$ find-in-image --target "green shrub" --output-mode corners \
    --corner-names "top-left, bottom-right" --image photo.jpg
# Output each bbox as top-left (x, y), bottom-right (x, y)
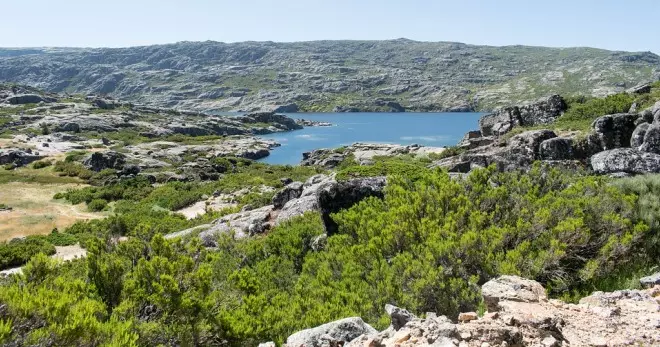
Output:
top-left (53, 161), bottom-right (93, 179)
top-left (31, 160), bottom-right (52, 169)
top-left (87, 199), bottom-right (108, 212)
top-left (45, 229), bottom-right (78, 246)
top-left (0, 237), bottom-right (56, 270)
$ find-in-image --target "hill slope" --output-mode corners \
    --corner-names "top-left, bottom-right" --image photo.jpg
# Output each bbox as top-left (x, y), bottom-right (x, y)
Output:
top-left (0, 40), bottom-right (658, 112)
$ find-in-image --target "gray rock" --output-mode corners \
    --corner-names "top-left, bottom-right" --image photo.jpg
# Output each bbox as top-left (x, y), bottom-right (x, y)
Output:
top-left (276, 195), bottom-right (319, 224)
top-left (591, 113), bottom-right (637, 150)
top-left (652, 101), bottom-right (660, 116)
top-left (639, 272), bottom-right (660, 288)
top-left (82, 151), bottom-right (126, 171)
top-left (285, 317), bottom-right (377, 347)
top-left (0, 148), bottom-right (44, 167)
top-left (479, 95), bottom-right (566, 136)
top-left (272, 181), bottom-right (304, 209)
top-left (539, 137), bottom-right (574, 160)
top-left (6, 94), bottom-right (56, 104)
top-left (257, 342), bottom-right (276, 347)
top-left (591, 148), bottom-right (660, 174)
top-left (627, 83), bottom-right (651, 94)
top-left (318, 176), bottom-right (386, 235)
top-left (385, 304), bottom-right (416, 330)
top-left (199, 205), bottom-right (274, 246)
top-left (481, 275), bottom-right (547, 312)
top-left (631, 123), bottom-right (650, 148)
top-left (640, 124), bottom-right (660, 154)
top-left (92, 98), bottom-right (121, 109)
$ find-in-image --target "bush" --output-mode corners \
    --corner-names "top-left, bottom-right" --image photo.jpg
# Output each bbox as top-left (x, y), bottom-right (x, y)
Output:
top-left (31, 160), bottom-right (52, 169)
top-left (0, 237), bottom-right (56, 270)
top-left (53, 161), bottom-right (93, 179)
top-left (87, 199), bottom-right (108, 212)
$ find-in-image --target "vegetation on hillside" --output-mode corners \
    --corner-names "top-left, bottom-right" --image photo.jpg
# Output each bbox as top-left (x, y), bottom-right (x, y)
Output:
top-left (0, 162), bottom-right (657, 346)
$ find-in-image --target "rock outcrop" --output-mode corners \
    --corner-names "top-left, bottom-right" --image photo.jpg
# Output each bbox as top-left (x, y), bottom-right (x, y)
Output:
top-left (591, 148), bottom-right (660, 174)
top-left (183, 174), bottom-right (387, 246)
top-left (302, 143), bottom-right (446, 168)
top-left (478, 95), bottom-right (566, 136)
top-left (285, 317), bottom-right (377, 347)
top-left (82, 151), bottom-right (126, 171)
top-left (283, 276), bottom-right (660, 347)
top-left (0, 148), bottom-right (44, 167)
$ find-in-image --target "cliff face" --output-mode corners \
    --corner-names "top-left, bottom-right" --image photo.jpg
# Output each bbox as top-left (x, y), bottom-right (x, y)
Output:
top-left (0, 40), bottom-right (658, 112)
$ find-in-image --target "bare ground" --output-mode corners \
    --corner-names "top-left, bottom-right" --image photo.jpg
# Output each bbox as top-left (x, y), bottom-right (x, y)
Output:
top-left (0, 182), bottom-right (106, 241)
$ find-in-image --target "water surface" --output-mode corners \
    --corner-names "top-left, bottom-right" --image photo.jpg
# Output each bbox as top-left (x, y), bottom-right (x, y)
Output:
top-left (259, 112), bottom-right (483, 165)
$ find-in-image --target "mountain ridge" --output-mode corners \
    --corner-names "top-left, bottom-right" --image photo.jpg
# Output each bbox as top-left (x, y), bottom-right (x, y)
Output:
top-left (0, 39), bottom-right (658, 112)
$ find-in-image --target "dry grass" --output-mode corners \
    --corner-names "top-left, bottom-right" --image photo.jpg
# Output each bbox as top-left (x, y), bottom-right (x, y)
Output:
top-left (0, 182), bottom-right (107, 241)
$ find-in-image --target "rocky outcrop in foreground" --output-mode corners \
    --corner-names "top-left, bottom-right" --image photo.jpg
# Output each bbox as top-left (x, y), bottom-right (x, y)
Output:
top-left (166, 174), bottom-right (386, 245)
top-left (280, 276), bottom-right (660, 347)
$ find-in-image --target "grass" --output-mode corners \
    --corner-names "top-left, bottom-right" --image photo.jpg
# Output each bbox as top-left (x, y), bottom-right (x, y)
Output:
top-left (0, 167), bottom-right (83, 185)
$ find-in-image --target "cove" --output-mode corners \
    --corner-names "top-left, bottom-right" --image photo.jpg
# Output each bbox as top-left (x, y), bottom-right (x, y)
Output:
top-left (259, 112), bottom-right (484, 165)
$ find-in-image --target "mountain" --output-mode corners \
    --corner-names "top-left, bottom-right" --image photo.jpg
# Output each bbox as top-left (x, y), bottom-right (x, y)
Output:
top-left (0, 40), bottom-right (658, 112)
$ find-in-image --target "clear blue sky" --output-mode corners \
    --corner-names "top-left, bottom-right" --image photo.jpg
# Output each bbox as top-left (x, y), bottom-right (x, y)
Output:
top-left (1, 0), bottom-right (658, 53)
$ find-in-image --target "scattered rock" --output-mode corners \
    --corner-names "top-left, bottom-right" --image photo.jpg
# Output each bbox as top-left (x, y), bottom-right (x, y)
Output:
top-left (591, 113), bottom-right (637, 150)
top-left (457, 312), bottom-right (479, 323)
top-left (640, 272), bottom-right (660, 288)
top-left (385, 304), bottom-right (416, 330)
top-left (591, 148), bottom-right (660, 174)
top-left (539, 137), bottom-right (574, 160)
top-left (640, 123), bottom-right (660, 154)
top-left (285, 317), bottom-right (377, 347)
top-left (631, 122), bottom-right (650, 148)
top-left (481, 275), bottom-right (547, 312)
top-left (82, 151), bottom-right (126, 171)
top-left (479, 95), bottom-right (566, 136)
top-left (272, 181), bottom-right (304, 209)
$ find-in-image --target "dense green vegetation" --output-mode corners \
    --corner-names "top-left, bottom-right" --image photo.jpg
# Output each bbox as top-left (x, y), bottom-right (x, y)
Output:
top-left (0, 163), bottom-right (658, 346)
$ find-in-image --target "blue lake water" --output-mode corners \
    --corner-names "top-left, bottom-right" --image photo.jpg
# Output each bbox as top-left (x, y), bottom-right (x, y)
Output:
top-left (258, 112), bottom-right (484, 165)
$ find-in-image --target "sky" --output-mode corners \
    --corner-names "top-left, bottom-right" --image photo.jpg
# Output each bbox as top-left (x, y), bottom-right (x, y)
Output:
top-left (1, 0), bottom-right (658, 53)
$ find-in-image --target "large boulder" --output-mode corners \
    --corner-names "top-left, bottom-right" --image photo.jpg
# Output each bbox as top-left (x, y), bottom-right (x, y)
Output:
top-left (639, 123), bottom-right (660, 154)
top-left (481, 275), bottom-right (547, 312)
top-left (479, 95), bottom-right (566, 136)
top-left (0, 149), bottom-right (44, 166)
top-left (82, 151), bottom-right (126, 171)
top-left (285, 317), bottom-right (377, 347)
top-left (631, 122), bottom-right (650, 148)
top-left (591, 148), bottom-right (660, 174)
top-left (272, 181), bottom-right (304, 209)
top-left (639, 272), bottom-right (660, 288)
top-left (385, 304), bottom-right (416, 330)
top-left (318, 176), bottom-right (387, 235)
top-left (539, 137), bottom-right (574, 160)
top-left (199, 205), bottom-right (275, 246)
top-left (239, 111), bottom-right (303, 131)
top-left (6, 94), bottom-right (56, 105)
top-left (591, 113), bottom-right (637, 150)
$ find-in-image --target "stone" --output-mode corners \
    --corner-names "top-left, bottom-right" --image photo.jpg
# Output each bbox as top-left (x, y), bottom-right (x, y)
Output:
top-left (481, 276), bottom-right (547, 312)
top-left (285, 317), bottom-right (377, 347)
top-left (640, 272), bottom-right (660, 288)
top-left (92, 98), bottom-right (120, 109)
top-left (640, 123), bottom-right (660, 154)
top-left (385, 304), bottom-right (416, 330)
top-left (276, 195), bottom-right (319, 224)
top-left (199, 205), bottom-right (275, 245)
top-left (82, 151), bottom-right (126, 171)
top-left (272, 182), bottom-right (304, 209)
top-left (318, 177), bottom-right (386, 235)
top-left (627, 83), bottom-right (652, 94)
top-left (591, 113), bottom-right (637, 150)
top-left (6, 94), bottom-right (56, 104)
top-left (457, 312), bottom-right (478, 323)
top-left (541, 336), bottom-right (559, 347)
top-left (631, 122), bottom-right (650, 148)
top-left (0, 148), bottom-right (44, 167)
top-left (539, 137), bottom-right (574, 160)
top-left (591, 148), bottom-right (660, 174)
top-left (258, 342), bottom-right (276, 347)
top-left (479, 95), bottom-right (566, 136)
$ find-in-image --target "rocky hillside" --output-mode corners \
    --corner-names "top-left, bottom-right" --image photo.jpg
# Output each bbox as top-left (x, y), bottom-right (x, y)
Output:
top-left (0, 40), bottom-right (658, 112)
top-left (278, 276), bottom-right (660, 347)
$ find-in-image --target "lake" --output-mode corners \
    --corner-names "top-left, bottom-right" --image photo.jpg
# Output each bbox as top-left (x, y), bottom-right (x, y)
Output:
top-left (258, 112), bottom-right (484, 165)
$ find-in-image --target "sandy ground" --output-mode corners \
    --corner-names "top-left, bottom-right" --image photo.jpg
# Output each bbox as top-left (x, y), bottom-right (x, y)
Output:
top-left (0, 182), bottom-right (106, 242)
